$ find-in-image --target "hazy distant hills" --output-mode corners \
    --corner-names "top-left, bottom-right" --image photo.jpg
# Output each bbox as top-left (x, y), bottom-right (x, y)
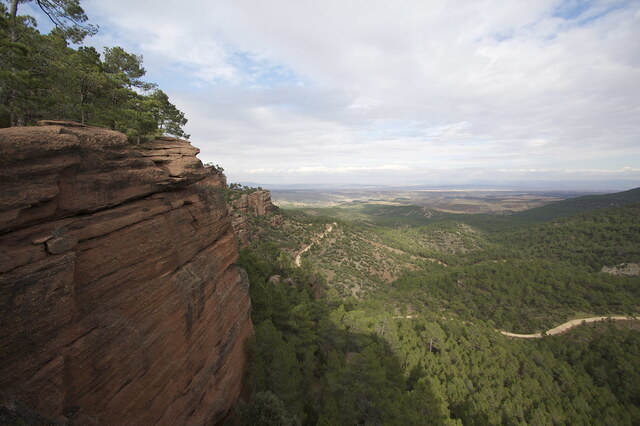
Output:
top-left (516, 187), bottom-right (640, 221)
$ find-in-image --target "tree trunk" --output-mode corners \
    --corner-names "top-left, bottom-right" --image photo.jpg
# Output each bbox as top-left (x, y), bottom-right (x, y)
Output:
top-left (9, 0), bottom-right (19, 42)
top-left (80, 90), bottom-right (86, 124)
top-left (8, 0), bottom-right (20, 125)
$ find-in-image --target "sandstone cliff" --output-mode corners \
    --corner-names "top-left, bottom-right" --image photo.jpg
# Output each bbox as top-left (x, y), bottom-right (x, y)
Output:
top-left (231, 190), bottom-right (274, 217)
top-left (229, 190), bottom-right (283, 247)
top-left (0, 121), bottom-right (252, 425)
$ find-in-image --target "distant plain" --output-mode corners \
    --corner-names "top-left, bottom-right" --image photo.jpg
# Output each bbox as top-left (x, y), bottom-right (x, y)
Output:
top-left (271, 188), bottom-right (599, 214)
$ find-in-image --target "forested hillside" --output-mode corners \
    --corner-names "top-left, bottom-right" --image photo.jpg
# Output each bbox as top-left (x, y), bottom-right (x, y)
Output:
top-left (502, 204), bottom-right (640, 270)
top-left (515, 187), bottom-right (640, 221)
top-left (232, 190), bottom-right (640, 425)
top-left (0, 1), bottom-right (187, 141)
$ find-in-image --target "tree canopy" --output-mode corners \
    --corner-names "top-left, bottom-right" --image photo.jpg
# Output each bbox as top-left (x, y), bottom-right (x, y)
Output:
top-left (7, 0), bottom-right (98, 43)
top-left (0, 1), bottom-right (189, 141)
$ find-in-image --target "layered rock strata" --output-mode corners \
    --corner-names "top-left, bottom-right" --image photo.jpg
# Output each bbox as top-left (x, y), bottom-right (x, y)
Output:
top-left (229, 190), bottom-right (283, 246)
top-left (0, 122), bottom-right (252, 425)
top-left (231, 191), bottom-right (274, 217)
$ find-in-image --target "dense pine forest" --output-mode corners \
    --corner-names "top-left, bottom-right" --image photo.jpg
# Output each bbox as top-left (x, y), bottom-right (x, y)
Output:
top-left (232, 190), bottom-right (640, 425)
top-left (0, 1), bottom-right (188, 141)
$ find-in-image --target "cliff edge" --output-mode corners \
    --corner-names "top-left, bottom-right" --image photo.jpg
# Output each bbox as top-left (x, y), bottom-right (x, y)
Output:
top-left (0, 122), bottom-right (252, 424)
top-left (228, 189), bottom-right (283, 247)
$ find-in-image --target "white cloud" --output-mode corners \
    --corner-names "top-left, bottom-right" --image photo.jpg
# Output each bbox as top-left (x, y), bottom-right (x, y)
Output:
top-left (80, 0), bottom-right (640, 188)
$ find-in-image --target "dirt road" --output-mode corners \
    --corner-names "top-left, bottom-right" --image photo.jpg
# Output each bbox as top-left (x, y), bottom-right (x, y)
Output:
top-left (295, 223), bottom-right (336, 267)
top-left (499, 316), bottom-right (636, 339)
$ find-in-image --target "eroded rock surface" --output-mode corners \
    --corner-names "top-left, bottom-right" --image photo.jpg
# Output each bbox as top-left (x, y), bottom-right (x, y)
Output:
top-left (229, 190), bottom-right (282, 246)
top-left (231, 191), bottom-right (274, 216)
top-left (0, 122), bottom-right (252, 425)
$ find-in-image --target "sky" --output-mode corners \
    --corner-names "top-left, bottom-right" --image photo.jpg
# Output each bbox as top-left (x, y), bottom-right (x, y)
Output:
top-left (26, 0), bottom-right (640, 189)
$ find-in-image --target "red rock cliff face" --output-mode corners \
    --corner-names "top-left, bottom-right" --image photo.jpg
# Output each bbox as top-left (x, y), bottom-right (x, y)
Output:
top-left (229, 191), bottom-right (283, 247)
top-left (0, 122), bottom-right (252, 425)
top-left (231, 191), bottom-right (274, 216)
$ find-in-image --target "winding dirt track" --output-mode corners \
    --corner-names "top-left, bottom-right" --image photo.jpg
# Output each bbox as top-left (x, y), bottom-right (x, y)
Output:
top-left (295, 223), bottom-right (337, 267)
top-left (499, 316), bottom-right (637, 339)
top-left (292, 225), bottom-right (637, 336)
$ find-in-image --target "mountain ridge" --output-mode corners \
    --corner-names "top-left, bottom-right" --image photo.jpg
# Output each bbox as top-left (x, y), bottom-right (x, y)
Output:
top-left (516, 187), bottom-right (640, 221)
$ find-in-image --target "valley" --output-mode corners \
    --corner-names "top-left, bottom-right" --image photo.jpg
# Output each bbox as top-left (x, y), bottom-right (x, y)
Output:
top-left (237, 187), bottom-right (640, 424)
top-left (271, 187), bottom-right (585, 214)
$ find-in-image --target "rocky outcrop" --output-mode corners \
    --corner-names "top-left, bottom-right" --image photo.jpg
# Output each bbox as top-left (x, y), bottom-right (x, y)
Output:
top-left (602, 263), bottom-right (640, 276)
top-left (0, 122), bottom-right (252, 425)
top-left (229, 190), bottom-right (282, 247)
top-left (231, 191), bottom-right (274, 216)
top-left (198, 165), bottom-right (227, 189)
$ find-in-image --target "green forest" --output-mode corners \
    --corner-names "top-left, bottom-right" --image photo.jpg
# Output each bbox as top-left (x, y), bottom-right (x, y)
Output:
top-left (230, 190), bottom-right (640, 425)
top-left (0, 0), bottom-right (188, 141)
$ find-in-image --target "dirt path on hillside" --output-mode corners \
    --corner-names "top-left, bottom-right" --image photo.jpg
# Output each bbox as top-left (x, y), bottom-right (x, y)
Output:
top-left (393, 314), bottom-right (637, 338)
top-left (294, 223), bottom-right (448, 269)
top-left (499, 316), bottom-right (637, 339)
top-left (295, 223), bottom-right (337, 267)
